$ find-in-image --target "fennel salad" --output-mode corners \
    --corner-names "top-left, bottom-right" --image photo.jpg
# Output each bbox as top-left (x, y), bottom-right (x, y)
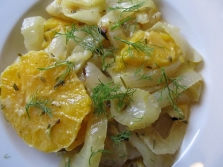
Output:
top-left (0, 0), bottom-right (203, 167)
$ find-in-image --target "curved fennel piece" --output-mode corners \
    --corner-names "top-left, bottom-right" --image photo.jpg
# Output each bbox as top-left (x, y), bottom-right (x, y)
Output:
top-left (137, 121), bottom-right (187, 154)
top-left (46, 0), bottom-right (70, 21)
top-left (98, 0), bottom-right (157, 48)
top-left (21, 16), bottom-right (46, 51)
top-left (128, 128), bottom-right (157, 166)
top-left (111, 88), bottom-right (161, 131)
top-left (70, 114), bottom-right (107, 167)
top-left (108, 60), bottom-right (181, 89)
top-left (150, 22), bottom-right (203, 63)
top-left (44, 29), bottom-right (68, 60)
top-left (60, 0), bottom-right (105, 24)
top-left (67, 46), bottom-right (92, 73)
top-left (100, 124), bottom-right (128, 167)
top-left (84, 62), bottom-right (111, 92)
top-left (153, 70), bottom-right (203, 109)
top-left (99, 0), bottom-right (156, 29)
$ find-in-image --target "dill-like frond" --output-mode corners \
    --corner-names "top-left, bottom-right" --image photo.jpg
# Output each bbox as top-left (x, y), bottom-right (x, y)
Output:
top-left (89, 146), bottom-right (111, 166)
top-left (91, 80), bottom-right (135, 116)
top-left (109, 0), bottom-right (146, 30)
top-left (25, 93), bottom-right (52, 119)
top-left (56, 24), bottom-right (117, 71)
top-left (114, 37), bottom-right (154, 57)
top-left (38, 60), bottom-right (75, 89)
top-left (111, 131), bottom-right (132, 145)
top-left (158, 68), bottom-right (187, 119)
top-left (56, 24), bottom-right (81, 44)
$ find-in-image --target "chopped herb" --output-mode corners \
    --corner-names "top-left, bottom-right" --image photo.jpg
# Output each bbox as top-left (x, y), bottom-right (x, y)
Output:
top-left (45, 119), bottom-right (60, 138)
top-left (158, 68), bottom-right (187, 119)
top-left (135, 132), bottom-right (139, 137)
top-left (153, 139), bottom-right (156, 149)
top-left (120, 77), bottom-right (128, 89)
top-left (4, 154), bottom-right (10, 159)
top-left (38, 60), bottom-right (75, 89)
top-left (40, 76), bottom-right (46, 82)
top-left (64, 157), bottom-right (71, 167)
top-left (91, 80), bottom-right (135, 115)
top-left (17, 72), bottom-right (21, 78)
top-left (132, 115), bottom-right (143, 122)
top-left (111, 16), bottom-right (132, 30)
top-left (1, 104), bottom-right (6, 110)
top-left (25, 92), bottom-right (52, 119)
top-left (119, 152), bottom-right (128, 159)
top-left (17, 53), bottom-right (23, 56)
top-left (111, 131), bottom-right (132, 145)
top-left (56, 24), bottom-right (81, 44)
top-left (57, 24), bottom-right (117, 71)
top-left (138, 74), bottom-right (153, 80)
top-left (80, 25), bottom-right (117, 71)
top-left (114, 37), bottom-right (154, 57)
top-left (150, 158), bottom-right (155, 161)
top-left (134, 63), bottom-right (145, 75)
top-left (89, 146), bottom-right (111, 166)
top-left (13, 83), bottom-right (19, 91)
top-left (109, 0), bottom-right (146, 30)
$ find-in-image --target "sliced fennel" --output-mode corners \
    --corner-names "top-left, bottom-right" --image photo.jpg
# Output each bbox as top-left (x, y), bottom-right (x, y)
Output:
top-left (21, 16), bottom-right (46, 51)
top-left (84, 62), bottom-right (111, 91)
top-left (44, 29), bottom-right (67, 60)
top-left (150, 22), bottom-right (203, 63)
top-left (137, 121), bottom-right (187, 154)
top-left (111, 88), bottom-right (161, 130)
top-left (128, 128), bottom-right (157, 166)
top-left (100, 124), bottom-right (128, 167)
top-left (153, 70), bottom-right (203, 109)
top-left (108, 61), bottom-right (181, 89)
top-left (69, 114), bottom-right (107, 167)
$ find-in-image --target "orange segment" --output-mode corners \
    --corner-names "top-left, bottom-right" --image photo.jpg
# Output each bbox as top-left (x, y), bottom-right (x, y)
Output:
top-left (42, 17), bottom-right (73, 49)
top-left (0, 51), bottom-right (92, 152)
top-left (114, 30), bottom-right (182, 71)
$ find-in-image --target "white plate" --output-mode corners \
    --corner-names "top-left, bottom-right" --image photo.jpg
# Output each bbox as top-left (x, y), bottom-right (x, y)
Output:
top-left (1, 0), bottom-right (223, 166)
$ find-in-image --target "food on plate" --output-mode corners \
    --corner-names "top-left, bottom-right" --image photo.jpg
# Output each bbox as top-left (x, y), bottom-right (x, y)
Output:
top-left (0, 0), bottom-right (203, 166)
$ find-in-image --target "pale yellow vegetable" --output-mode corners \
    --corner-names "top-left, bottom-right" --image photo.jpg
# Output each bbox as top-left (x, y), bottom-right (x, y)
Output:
top-left (84, 62), bottom-right (111, 91)
top-left (153, 70), bottom-right (203, 108)
top-left (21, 16), bottom-right (46, 51)
top-left (44, 29), bottom-right (67, 60)
top-left (111, 88), bottom-right (161, 130)
top-left (70, 114), bottom-right (107, 167)
top-left (137, 121), bottom-right (187, 154)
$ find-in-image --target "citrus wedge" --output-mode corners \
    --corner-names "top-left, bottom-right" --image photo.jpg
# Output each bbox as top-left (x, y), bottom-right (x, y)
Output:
top-left (114, 30), bottom-right (182, 71)
top-left (0, 51), bottom-right (92, 152)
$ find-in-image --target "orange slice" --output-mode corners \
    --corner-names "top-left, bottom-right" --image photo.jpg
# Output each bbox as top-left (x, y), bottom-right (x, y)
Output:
top-left (0, 51), bottom-right (92, 152)
top-left (114, 30), bottom-right (182, 71)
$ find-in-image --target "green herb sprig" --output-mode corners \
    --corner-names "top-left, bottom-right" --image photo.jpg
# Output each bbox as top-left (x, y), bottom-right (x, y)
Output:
top-left (111, 131), bottom-right (132, 145)
top-left (45, 119), bottom-right (60, 138)
top-left (109, 0), bottom-right (146, 30)
top-left (25, 93), bottom-right (52, 119)
top-left (38, 60), bottom-right (75, 89)
top-left (64, 157), bottom-right (71, 167)
top-left (57, 25), bottom-right (117, 71)
top-left (158, 68), bottom-right (186, 119)
top-left (89, 146), bottom-right (111, 166)
top-left (114, 37), bottom-right (154, 57)
top-left (80, 25), bottom-right (117, 71)
top-left (4, 154), bottom-right (10, 159)
top-left (134, 63), bottom-right (153, 81)
top-left (56, 24), bottom-right (81, 44)
top-left (91, 80), bottom-right (135, 116)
